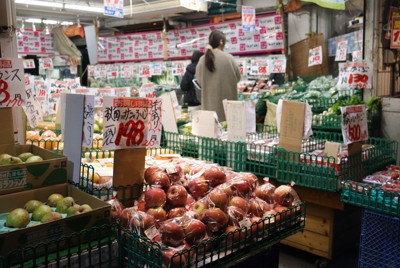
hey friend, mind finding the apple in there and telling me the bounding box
[203,167,226,187]
[119,207,136,228]
[6,208,30,228]
[167,185,188,207]
[184,218,207,245]
[146,207,167,224]
[226,172,239,182]
[129,211,155,235]
[240,173,259,191]
[107,198,124,218]
[228,177,252,198]
[137,200,146,212]
[274,206,290,222]
[144,187,166,208]
[248,198,272,217]
[229,196,248,213]
[162,249,186,268]
[191,198,209,219]
[188,176,210,199]
[215,183,234,197]
[144,166,165,182]
[202,208,229,234]
[250,217,265,235]
[146,172,171,191]
[255,181,276,204]
[167,207,187,219]
[0,154,23,166]
[159,219,185,247]
[274,185,298,207]
[166,164,183,183]
[186,194,195,206]
[227,206,247,226]
[225,225,242,246]
[207,188,229,210]
[189,165,204,176]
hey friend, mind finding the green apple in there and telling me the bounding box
[25,155,43,163]
[66,205,81,217]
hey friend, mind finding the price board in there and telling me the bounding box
[341,105,368,144]
[390,16,400,49]
[0,58,26,108]
[102,97,162,150]
[337,61,372,89]
[22,75,43,128]
[171,61,186,76]
[335,40,348,61]
[268,55,286,74]
[242,6,256,32]
[250,59,268,76]
[39,58,54,70]
[308,46,323,67]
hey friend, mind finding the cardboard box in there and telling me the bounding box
[0,183,111,258]
[0,144,67,195]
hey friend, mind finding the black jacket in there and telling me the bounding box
[180,62,200,106]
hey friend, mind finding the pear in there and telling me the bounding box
[41,212,63,223]
[6,208,30,228]
[0,154,22,166]
[47,193,64,207]
[79,204,93,213]
[66,205,81,217]
[32,205,52,221]
[25,155,43,163]
[24,200,43,213]
[18,152,34,162]
[56,197,75,213]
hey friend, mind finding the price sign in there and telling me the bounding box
[269,59,286,74]
[95,88,114,107]
[82,96,95,148]
[107,65,119,79]
[242,6,256,32]
[171,61,186,76]
[22,75,43,128]
[308,46,323,67]
[88,65,95,77]
[23,59,35,69]
[337,61,372,89]
[236,59,247,76]
[0,58,26,108]
[102,97,162,150]
[151,62,163,76]
[391,16,400,49]
[335,40,348,61]
[39,58,53,69]
[121,65,133,79]
[352,50,362,62]
[139,83,156,98]
[341,105,368,144]
[250,59,268,75]
[139,63,151,77]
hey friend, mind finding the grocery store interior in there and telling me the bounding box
[0,0,400,267]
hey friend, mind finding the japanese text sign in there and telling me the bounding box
[0,58,26,108]
[390,16,400,49]
[250,59,268,75]
[335,40,348,61]
[22,75,43,128]
[308,46,323,67]
[242,6,256,32]
[104,0,124,18]
[39,58,53,70]
[102,97,162,150]
[341,105,368,144]
[337,61,372,89]
[82,95,95,148]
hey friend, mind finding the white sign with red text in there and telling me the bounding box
[341,105,368,145]
[335,40,348,61]
[308,46,323,67]
[242,6,256,32]
[337,61,372,89]
[0,58,26,108]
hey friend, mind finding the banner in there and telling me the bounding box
[17,29,54,54]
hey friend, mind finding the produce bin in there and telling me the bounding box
[341,181,400,217]
[276,132,398,192]
[359,209,400,268]
[120,202,306,268]
[0,223,119,268]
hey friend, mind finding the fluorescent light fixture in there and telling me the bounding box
[25,18,73,25]
[15,0,63,8]
[65,4,104,13]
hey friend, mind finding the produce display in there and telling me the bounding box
[111,157,302,267]
[363,165,400,192]
[0,152,43,166]
[1,194,92,231]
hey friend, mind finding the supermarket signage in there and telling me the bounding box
[308,46,322,67]
[335,40,348,61]
[341,105,368,145]
[386,7,400,40]
[0,58,26,108]
[236,59,247,75]
[23,59,35,69]
[22,75,43,128]
[226,101,246,142]
[242,6,256,32]
[39,58,53,70]
[390,16,400,49]
[82,95,95,148]
[352,50,362,62]
[268,55,287,74]
[337,61,372,89]
[250,59,268,76]
[171,61,186,76]
[102,97,162,150]
[103,0,124,18]
[16,29,54,55]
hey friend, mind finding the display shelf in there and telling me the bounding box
[341,180,400,217]
[0,224,119,268]
[120,202,306,268]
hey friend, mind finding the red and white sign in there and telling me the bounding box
[22,75,43,128]
[308,46,323,67]
[269,57,287,74]
[335,40,348,61]
[0,58,26,108]
[391,16,400,49]
[337,61,372,89]
[341,105,368,144]
[250,59,268,76]
[171,61,186,76]
[236,59,247,76]
[39,58,53,70]
[23,59,35,69]
[17,29,54,55]
[102,97,162,149]
[242,6,256,32]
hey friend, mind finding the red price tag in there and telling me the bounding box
[258,66,266,74]
[0,80,10,105]
[348,124,361,142]
[115,119,145,146]
[142,69,150,75]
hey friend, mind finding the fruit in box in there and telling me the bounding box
[18,152,34,162]
[25,155,43,163]
[6,208,30,228]
[41,212,62,223]
[47,193,64,207]
[56,197,75,213]
[24,200,43,213]
[32,204,52,221]
[0,154,23,166]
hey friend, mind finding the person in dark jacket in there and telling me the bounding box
[180,50,204,107]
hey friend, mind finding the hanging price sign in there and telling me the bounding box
[139,63,151,77]
[102,97,162,150]
[269,59,286,74]
[22,75,43,128]
[242,6,256,32]
[337,61,372,89]
[250,59,268,76]
[0,59,26,108]
[308,46,322,67]
[23,59,35,69]
[171,61,186,76]
[39,58,53,69]
[390,16,400,49]
[121,64,133,79]
[335,40,348,61]
[341,105,368,145]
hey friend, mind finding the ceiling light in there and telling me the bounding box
[65,4,104,13]
[15,0,63,8]
[24,18,73,25]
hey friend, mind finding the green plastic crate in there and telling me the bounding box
[341,181,400,217]
[121,202,306,268]
[312,114,342,130]
[0,224,119,268]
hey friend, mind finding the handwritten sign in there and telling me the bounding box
[139,83,156,98]
[391,16,400,49]
[341,105,368,144]
[39,58,54,70]
[23,59,35,69]
[269,58,286,74]
[139,63,151,78]
[308,46,323,67]
[0,58,26,108]
[250,59,268,76]
[337,61,372,89]
[171,61,186,76]
[242,6,256,32]
[226,101,246,141]
[102,97,162,150]
[82,95,95,148]
[22,75,43,128]
[236,59,247,76]
[335,40,348,61]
